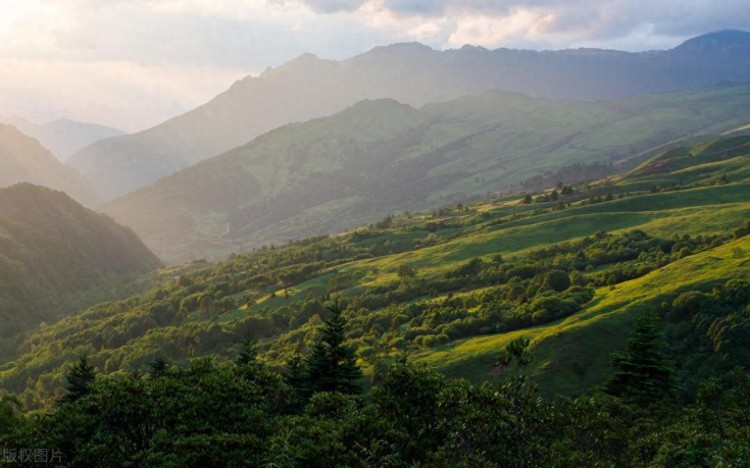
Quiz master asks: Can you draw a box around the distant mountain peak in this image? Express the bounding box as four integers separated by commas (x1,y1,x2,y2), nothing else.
0,115,124,160
69,31,750,200
368,42,435,55
262,52,332,77
291,51,321,62
674,30,750,53
459,44,489,52
347,98,414,111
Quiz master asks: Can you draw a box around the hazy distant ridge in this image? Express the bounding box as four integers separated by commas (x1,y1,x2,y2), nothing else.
0,124,101,206
104,85,750,263
70,30,750,199
0,115,124,160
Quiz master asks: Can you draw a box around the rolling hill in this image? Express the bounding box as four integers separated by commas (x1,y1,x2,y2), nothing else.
68,30,750,199
0,124,101,206
0,116,124,160
104,85,750,263
0,184,162,342
3,135,750,409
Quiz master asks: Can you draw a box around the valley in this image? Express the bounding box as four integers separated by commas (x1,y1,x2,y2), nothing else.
1,22,750,465
3,136,749,410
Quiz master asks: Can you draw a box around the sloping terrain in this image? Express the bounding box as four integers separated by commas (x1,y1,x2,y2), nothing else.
0,184,162,341
105,85,750,263
69,30,750,198
0,116,124,160
3,136,750,408
0,125,101,206
416,235,750,396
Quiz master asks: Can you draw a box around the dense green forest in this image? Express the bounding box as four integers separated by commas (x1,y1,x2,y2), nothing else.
1,136,750,465
0,184,161,351
2,306,750,466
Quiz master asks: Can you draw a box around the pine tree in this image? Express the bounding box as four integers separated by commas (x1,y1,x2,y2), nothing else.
61,354,96,404
148,356,169,377
284,353,305,388
236,340,259,366
605,311,678,404
235,340,269,384
305,305,362,395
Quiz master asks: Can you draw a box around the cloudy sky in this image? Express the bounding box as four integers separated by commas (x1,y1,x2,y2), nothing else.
1,0,748,132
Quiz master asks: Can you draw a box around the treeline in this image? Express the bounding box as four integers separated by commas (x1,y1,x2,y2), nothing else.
520,162,613,191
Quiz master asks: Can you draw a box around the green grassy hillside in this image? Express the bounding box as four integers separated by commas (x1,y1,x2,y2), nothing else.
0,184,162,346
415,235,750,395
3,136,750,409
106,85,750,263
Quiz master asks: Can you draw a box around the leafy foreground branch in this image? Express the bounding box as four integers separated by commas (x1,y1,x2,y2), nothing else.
2,306,750,467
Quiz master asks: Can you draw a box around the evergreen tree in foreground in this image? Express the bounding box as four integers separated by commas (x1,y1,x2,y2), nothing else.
605,311,677,404
61,354,96,404
305,304,362,395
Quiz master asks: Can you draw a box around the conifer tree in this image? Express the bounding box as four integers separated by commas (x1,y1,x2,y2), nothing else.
235,340,270,384
305,305,362,395
605,311,677,404
61,354,96,404
236,340,259,366
284,352,307,407
283,353,305,388
148,356,169,377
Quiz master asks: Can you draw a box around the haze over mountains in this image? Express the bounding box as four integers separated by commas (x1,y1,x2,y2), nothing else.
0,124,101,206
105,85,750,263
69,30,750,199
5,11,750,460
0,115,124,160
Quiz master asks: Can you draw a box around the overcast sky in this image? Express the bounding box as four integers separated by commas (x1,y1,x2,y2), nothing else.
1,0,749,132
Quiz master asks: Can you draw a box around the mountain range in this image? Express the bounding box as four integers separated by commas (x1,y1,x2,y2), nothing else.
0,115,124,160
5,134,750,409
104,84,750,263
68,30,750,199
0,124,101,206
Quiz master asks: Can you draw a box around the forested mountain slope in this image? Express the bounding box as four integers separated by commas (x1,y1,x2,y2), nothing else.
105,85,750,263
3,136,750,410
0,184,162,342
69,30,750,198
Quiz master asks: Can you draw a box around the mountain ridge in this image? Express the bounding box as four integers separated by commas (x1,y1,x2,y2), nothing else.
103,84,750,263
0,124,101,206
0,115,124,160
68,30,750,199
